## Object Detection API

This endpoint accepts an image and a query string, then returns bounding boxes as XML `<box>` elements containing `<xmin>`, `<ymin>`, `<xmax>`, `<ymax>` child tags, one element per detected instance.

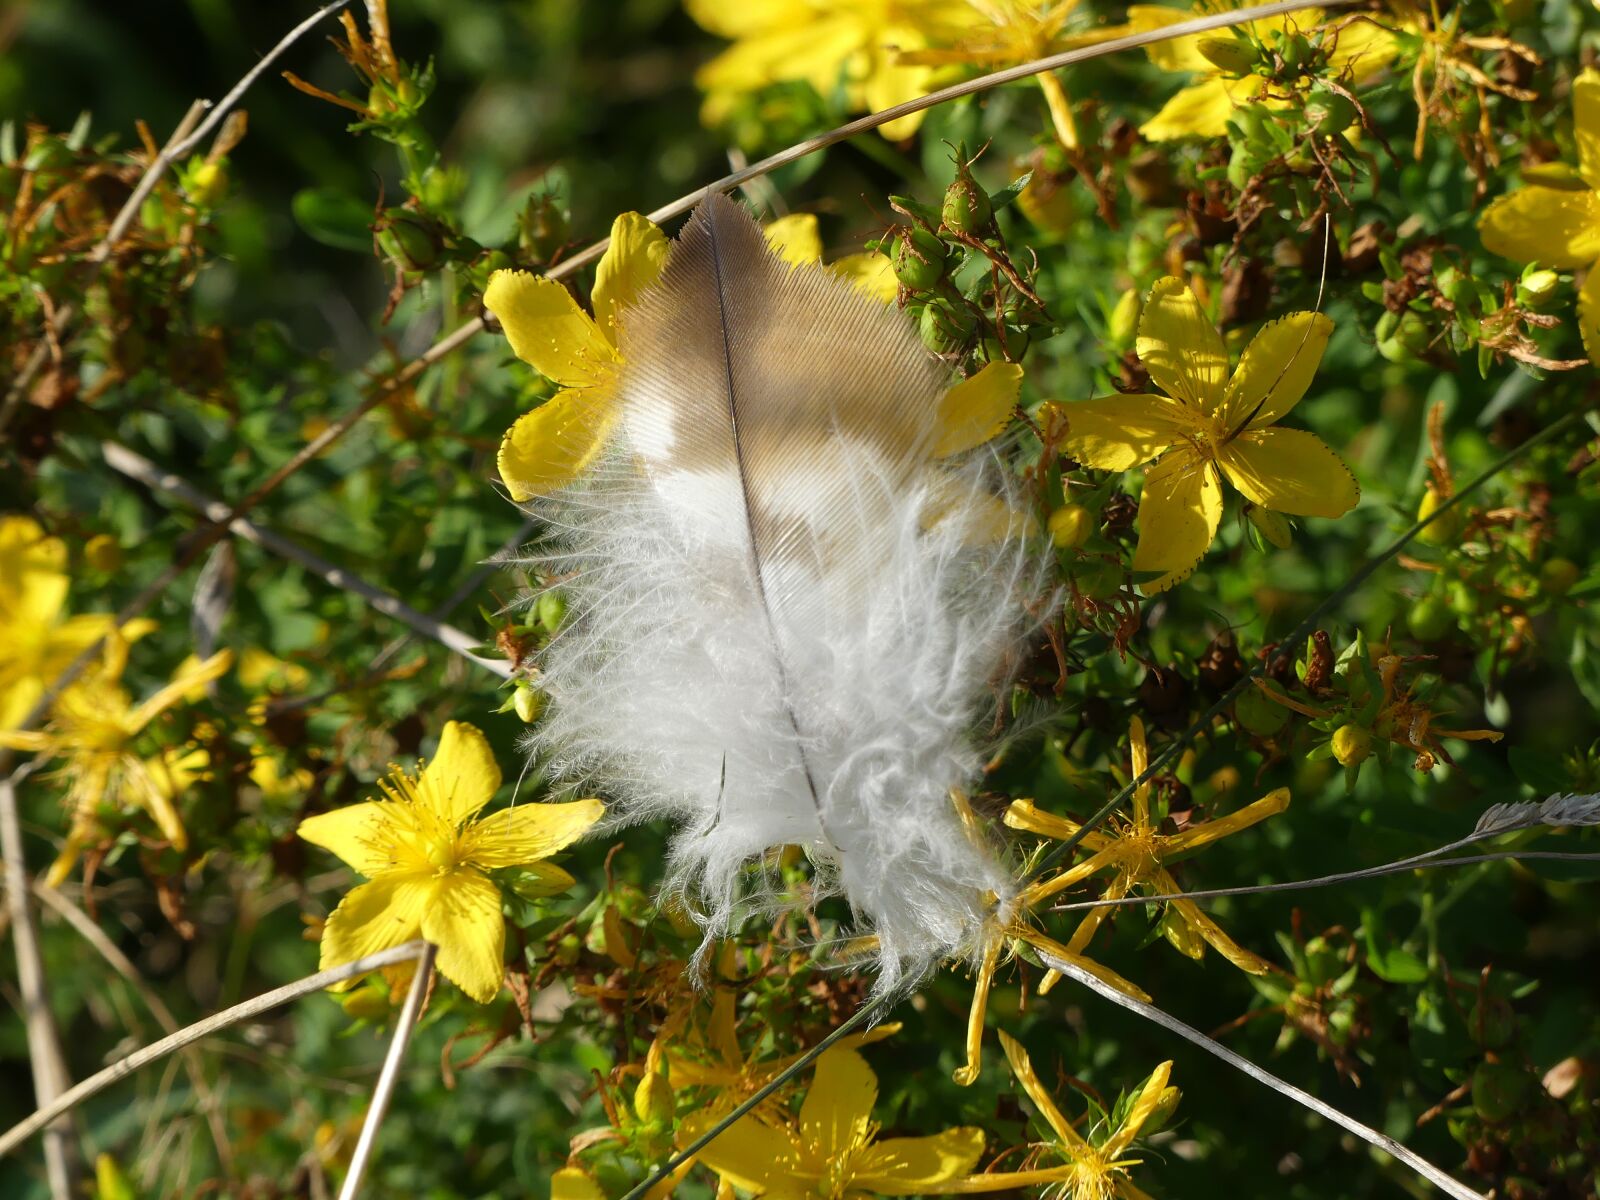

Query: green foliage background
<box><xmin>2</xmin><ymin>1</ymin><xmax>1598</xmax><ymax>1198</ymax></box>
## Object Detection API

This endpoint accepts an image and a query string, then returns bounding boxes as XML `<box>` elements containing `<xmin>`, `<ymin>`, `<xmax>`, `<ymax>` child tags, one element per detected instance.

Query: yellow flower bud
<box><xmin>1331</xmin><ymin>724</ymin><xmax>1372</xmax><ymax>766</ymax></box>
<box><xmin>633</xmin><ymin>1067</ymin><xmax>675</xmax><ymax>1125</ymax></box>
<box><xmin>95</xmin><ymin>1154</ymin><xmax>138</xmax><ymax>1200</ymax></box>
<box><xmin>513</xmin><ymin>684</ymin><xmax>545</xmax><ymax>723</ymax></box>
<box><xmin>83</xmin><ymin>534</ymin><xmax>123</xmax><ymax>572</ymax></box>
<box><xmin>1108</xmin><ymin>287</ymin><xmax>1142</xmax><ymax>347</ymax></box>
<box><xmin>550</xmin><ymin>1166</ymin><xmax>606</xmax><ymax>1200</ymax></box>
<box><xmin>1047</xmin><ymin>503</ymin><xmax>1092</xmax><ymax>549</ymax></box>
<box><xmin>1415</xmin><ymin>484</ymin><xmax>1461</xmax><ymax>546</ymax></box>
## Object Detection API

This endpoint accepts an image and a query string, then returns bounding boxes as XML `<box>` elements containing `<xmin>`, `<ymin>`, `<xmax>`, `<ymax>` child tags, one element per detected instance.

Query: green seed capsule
<box><xmin>942</xmin><ymin>169</ymin><xmax>992</xmax><ymax>234</ymax></box>
<box><xmin>893</xmin><ymin>227</ymin><xmax>947</xmax><ymax>291</ymax></box>
<box><xmin>1235</xmin><ymin>687</ymin><xmax>1290</xmax><ymax>736</ymax></box>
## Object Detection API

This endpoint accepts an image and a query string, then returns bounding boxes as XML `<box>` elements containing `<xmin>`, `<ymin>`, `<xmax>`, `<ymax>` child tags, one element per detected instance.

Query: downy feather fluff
<box><xmin>523</xmin><ymin>194</ymin><xmax>1036</xmax><ymax>990</ymax></box>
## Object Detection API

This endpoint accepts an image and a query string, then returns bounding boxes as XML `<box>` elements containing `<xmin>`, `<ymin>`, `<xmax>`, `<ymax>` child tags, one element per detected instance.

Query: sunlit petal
<box><xmin>483</xmin><ymin>270</ymin><xmax>616</xmax><ymax>387</ymax></box>
<box><xmin>679</xmin><ymin>1110</ymin><xmax>803</xmax><ymax>1194</ymax></box>
<box><xmin>421</xmin><ymin>869</ymin><xmax>507</xmax><ymax>1003</ymax></box>
<box><xmin>1054</xmin><ymin>393</ymin><xmax>1189</xmax><ymax>471</ymax></box>
<box><xmin>763</xmin><ymin>213</ymin><xmax>824</xmax><ymax>265</ymax></box>
<box><xmin>497</xmin><ymin>378</ymin><xmax>622</xmax><ymax>501</ymax></box>
<box><xmin>1575</xmin><ymin>69</ymin><xmax>1600</xmax><ymax>191</ymax></box>
<box><xmin>1477</xmin><ymin>186</ymin><xmax>1600</xmax><ymax>267</ymax></box>
<box><xmin>1219</xmin><ymin>311</ymin><xmax>1333</xmax><ymax>431</ymax></box>
<box><xmin>856</xmin><ymin>1127</ymin><xmax>987</xmax><ymax>1192</ymax></box>
<box><xmin>935</xmin><ymin>362</ymin><xmax>1023</xmax><ymax>457</ymax></box>
<box><xmin>298</xmin><ymin>801</ymin><xmax>413</xmax><ymax>877</ymax></box>
<box><xmin>591</xmin><ymin>212</ymin><xmax>671</xmax><ymax>343</ymax></box>
<box><xmin>418</xmin><ymin>720</ymin><xmax>503</xmax><ymax>824</ymax></box>
<box><xmin>800</xmin><ymin>1047</ymin><xmax>878</xmax><ymax>1157</ymax></box>
<box><xmin>320</xmin><ymin>875</ymin><xmax>434</xmax><ymax>976</ymax></box>
<box><xmin>464</xmin><ymin>797</ymin><xmax>604</xmax><ymax>868</ymax></box>
<box><xmin>1137</xmin><ymin>277</ymin><xmax>1228</xmax><ymax>411</ymax></box>
<box><xmin>1166</xmin><ymin>786</ymin><xmax>1290</xmax><ymax>854</ymax></box>
<box><xmin>1217</xmin><ymin>428</ymin><xmax>1358</xmax><ymax>519</ymax></box>
<box><xmin>1132</xmin><ymin>448</ymin><xmax>1223</xmax><ymax>594</ymax></box>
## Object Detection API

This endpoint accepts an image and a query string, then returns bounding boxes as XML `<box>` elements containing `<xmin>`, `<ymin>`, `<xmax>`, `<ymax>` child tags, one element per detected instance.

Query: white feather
<box><xmin>518</xmin><ymin>195</ymin><xmax>1039</xmax><ymax>990</ymax></box>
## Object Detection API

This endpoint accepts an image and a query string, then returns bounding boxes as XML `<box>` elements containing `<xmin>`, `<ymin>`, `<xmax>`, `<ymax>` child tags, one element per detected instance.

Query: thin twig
<box><xmin>1049</xmin><ymin>851</ymin><xmax>1600</xmax><ymax>912</ymax></box>
<box><xmin>0</xmin><ymin>940</ymin><xmax>430</xmax><ymax>1159</ymax></box>
<box><xmin>337</xmin><ymin>942</ymin><xmax>437</xmax><ymax>1200</ymax></box>
<box><xmin>0</xmin><ymin>780</ymin><xmax>74</xmax><ymax>1197</ymax></box>
<box><xmin>33</xmin><ymin>884</ymin><xmax>234</xmax><ymax>1175</ymax></box>
<box><xmin>102</xmin><ymin>442</ymin><xmax>509</xmax><ymax>678</ymax></box>
<box><xmin>1038</xmin><ymin>952</ymin><xmax>1485</xmax><ymax>1200</ymax></box>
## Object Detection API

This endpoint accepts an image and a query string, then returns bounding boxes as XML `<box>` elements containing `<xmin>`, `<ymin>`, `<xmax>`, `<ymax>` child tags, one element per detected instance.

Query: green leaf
<box><xmin>292</xmin><ymin>187</ymin><xmax>375</xmax><ymax>253</ymax></box>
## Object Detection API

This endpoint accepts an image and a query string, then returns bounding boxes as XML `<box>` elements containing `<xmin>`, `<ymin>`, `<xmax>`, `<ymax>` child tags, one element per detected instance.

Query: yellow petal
<box><xmin>1126</xmin><ymin>5</ymin><xmax>1218</xmax><ymax>72</ymax></box>
<box><xmin>1166</xmin><ymin>786</ymin><xmax>1289</xmax><ymax>854</ymax></box>
<box><xmin>922</xmin><ymin>473</ymin><xmax>1036</xmax><ymax>545</ymax></box>
<box><xmin>591</xmin><ymin>212</ymin><xmax>671</xmax><ymax>343</ymax></box>
<box><xmin>1053</xmin><ymin>393</ymin><xmax>1188</xmax><ymax>471</ymax></box>
<box><xmin>320</xmin><ymin>874</ymin><xmax>434</xmax><ymax>975</ymax></box>
<box><xmin>298</xmin><ymin>800</ymin><xmax>409</xmax><ymax>877</ymax></box>
<box><xmin>0</xmin><ymin>515</ymin><xmax>67</xmax><ymax>629</ymax></box>
<box><xmin>1139</xmin><ymin>76</ymin><xmax>1243</xmax><ymax>142</ymax></box>
<box><xmin>763</xmin><ymin>213</ymin><xmax>824</xmax><ymax>265</ymax></box>
<box><xmin>693</xmin><ymin>16</ymin><xmax>863</xmax><ymax>99</ymax></box>
<box><xmin>997</xmin><ymin>1030</ymin><xmax>1094</xmax><ymax>1153</ymax></box>
<box><xmin>1101</xmin><ymin>1060</ymin><xmax>1174</xmax><ymax>1159</ymax></box>
<box><xmin>1162</xmin><ymin>903</ymin><xmax>1207</xmax><ymax>960</ymax></box>
<box><xmin>1020</xmin><ymin>929</ymin><xmax>1153</xmax><ymax>1003</ymax></box>
<box><xmin>418</xmin><ymin>721</ymin><xmax>502</xmax><ymax>824</ymax></box>
<box><xmin>1218</xmin><ymin>311</ymin><xmax>1333</xmax><ymax>432</ymax></box>
<box><xmin>829</xmin><ymin>252</ymin><xmax>897</xmax><ymax>302</ymax></box>
<box><xmin>1217</xmin><ymin>428</ymin><xmax>1358</xmax><ymax>519</ymax></box>
<box><xmin>1327</xmin><ymin>19</ymin><xmax>1399</xmax><ymax>78</ymax></box>
<box><xmin>857</xmin><ymin>1127</ymin><xmax>987</xmax><ymax>1192</ymax></box>
<box><xmin>682</xmin><ymin>0</ymin><xmax>813</xmax><ymax>40</ymax></box>
<box><xmin>800</xmin><ymin>1047</ymin><xmax>877</xmax><ymax>1157</ymax></box>
<box><xmin>1477</xmin><ymin>186</ymin><xmax>1600</xmax><ymax>267</ymax></box>
<box><xmin>1169</xmin><ymin>897</ymin><xmax>1275</xmax><ymax>974</ymax></box>
<box><xmin>1003</xmin><ymin>798</ymin><xmax>1113</xmax><ymax>851</ymax></box>
<box><xmin>483</xmin><ymin>270</ymin><xmax>615</xmax><ymax>387</ymax></box>
<box><xmin>954</xmin><ymin>934</ymin><xmax>1002</xmax><ymax>1086</ymax></box>
<box><xmin>1132</xmin><ymin>449</ymin><xmax>1223</xmax><ymax>594</ymax></box>
<box><xmin>1576</xmin><ymin>69</ymin><xmax>1600</xmax><ymax>190</ymax></box>
<box><xmin>678</xmin><ymin>1110</ymin><xmax>801</xmax><ymax>1194</ymax></box>
<box><xmin>421</xmin><ymin>869</ymin><xmax>507</xmax><ymax>1003</ymax></box>
<box><xmin>1137</xmin><ymin>277</ymin><xmax>1228</xmax><ymax>411</ymax></box>
<box><xmin>550</xmin><ymin>1166</ymin><xmax>608</xmax><ymax>1200</ymax></box>
<box><xmin>861</xmin><ymin>34</ymin><xmax>934</xmax><ymax>141</ymax></box>
<box><xmin>935</xmin><ymin>362</ymin><xmax>1023</xmax><ymax>457</ymax></box>
<box><xmin>1580</xmin><ymin>264</ymin><xmax>1600</xmax><ymax>367</ymax></box>
<box><xmin>464</xmin><ymin>797</ymin><xmax>604</xmax><ymax>868</ymax></box>
<box><xmin>498</xmin><ymin>380</ymin><xmax>621</xmax><ymax>501</ymax></box>
<box><xmin>127</xmin><ymin>649</ymin><xmax>233</xmax><ymax>730</ymax></box>
<box><xmin>1037</xmin><ymin>71</ymin><xmax>1078</xmax><ymax>150</ymax></box>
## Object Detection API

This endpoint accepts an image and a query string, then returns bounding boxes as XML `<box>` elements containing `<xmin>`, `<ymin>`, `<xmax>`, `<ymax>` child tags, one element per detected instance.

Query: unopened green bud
<box><xmin>1303</xmin><ymin>85</ymin><xmax>1358</xmax><ymax>134</ymax></box>
<box><xmin>1141</xmin><ymin>1084</ymin><xmax>1183</xmax><ymax>1136</ymax></box>
<box><xmin>1198</xmin><ymin>35</ymin><xmax>1257</xmax><ymax>75</ymax></box>
<box><xmin>1235</xmin><ymin>687</ymin><xmax>1289</xmax><ymax>737</ymax></box>
<box><xmin>379</xmin><ymin>210</ymin><xmax>443</xmax><ymax>272</ymax></box>
<box><xmin>919</xmin><ymin>301</ymin><xmax>975</xmax><ymax>354</ymax></box>
<box><xmin>537</xmin><ymin>590</ymin><xmax>567</xmax><ymax>633</ymax></box>
<box><xmin>1471</xmin><ymin>1061</ymin><xmax>1530</xmax><ymax>1124</ymax></box>
<box><xmin>555</xmin><ymin>933</ymin><xmax>581</xmax><ymax>965</ymax></box>
<box><xmin>942</xmin><ymin>167</ymin><xmax>992</xmax><ymax>234</ymax></box>
<box><xmin>893</xmin><ymin>227</ymin><xmax>947</xmax><ymax>291</ymax></box>
<box><xmin>1517</xmin><ymin>267</ymin><xmax>1560</xmax><ymax>308</ymax></box>
<box><xmin>513</xmin><ymin>685</ymin><xmax>545</xmax><ymax>724</ymax></box>
<box><xmin>1247</xmin><ymin>505</ymin><xmax>1293</xmax><ymax>549</ymax></box>
<box><xmin>1377</xmin><ymin>311</ymin><xmax>1431</xmax><ymax>363</ymax></box>
<box><xmin>95</xmin><ymin>1154</ymin><xmax>139</xmax><ymax>1200</ymax></box>
<box><xmin>519</xmin><ymin>192</ymin><xmax>571</xmax><ymax>262</ymax></box>
<box><xmin>1331</xmin><ymin>724</ymin><xmax>1372</xmax><ymax>766</ymax></box>
<box><xmin>1539</xmin><ymin>557</ymin><xmax>1581</xmax><ymax>596</ymax></box>
<box><xmin>1047</xmin><ymin>504</ymin><xmax>1092</xmax><ymax>549</ymax></box>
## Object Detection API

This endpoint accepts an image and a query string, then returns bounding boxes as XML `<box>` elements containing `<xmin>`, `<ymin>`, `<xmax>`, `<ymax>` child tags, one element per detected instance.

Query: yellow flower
<box><xmin>297</xmin><ymin>721</ymin><xmax>603</xmax><ymax>1004</ymax></box>
<box><xmin>947</xmin><ymin>791</ymin><xmax>1149</xmax><ymax>1087</ymax></box>
<box><xmin>1007</xmin><ymin>716</ymin><xmax>1288</xmax><ymax>979</ymax></box>
<box><xmin>0</xmin><ymin>515</ymin><xmax>148</xmax><ymax>731</ymax></box>
<box><xmin>680</xmin><ymin>1045</ymin><xmax>986</xmax><ymax>1198</ymax></box>
<box><xmin>1478</xmin><ymin>70</ymin><xmax>1600</xmax><ymax>364</ymax></box>
<box><xmin>897</xmin><ymin>0</ymin><xmax>1133</xmax><ymax>149</ymax></box>
<box><xmin>668</xmin><ymin>986</ymin><xmax>902</xmax><ymax>1114</ymax></box>
<box><xmin>0</xmin><ymin>647</ymin><xmax>233</xmax><ymax>886</ymax></box>
<box><xmin>487</xmin><ymin>208</ymin><xmax>1019</xmax><ymax>500</ymax></box>
<box><xmin>684</xmin><ymin>0</ymin><xmax>982</xmax><ymax>140</ymax></box>
<box><xmin>933</xmin><ymin>1032</ymin><xmax>1173</xmax><ymax>1200</ymax></box>
<box><xmin>1128</xmin><ymin>2</ymin><xmax>1397</xmax><ymax>141</ymax></box>
<box><xmin>486</xmin><ymin>212</ymin><xmax>670</xmax><ymax>501</ymax></box>
<box><xmin>1055</xmin><ymin>276</ymin><xmax>1357</xmax><ymax>593</ymax></box>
